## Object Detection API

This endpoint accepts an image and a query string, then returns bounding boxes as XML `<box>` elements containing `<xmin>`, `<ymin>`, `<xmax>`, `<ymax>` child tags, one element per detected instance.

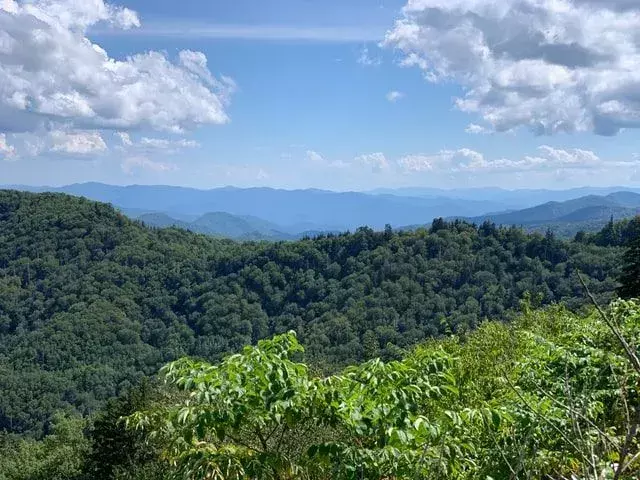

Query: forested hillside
<box><xmin>0</xmin><ymin>191</ymin><xmax>627</xmax><ymax>436</ymax></box>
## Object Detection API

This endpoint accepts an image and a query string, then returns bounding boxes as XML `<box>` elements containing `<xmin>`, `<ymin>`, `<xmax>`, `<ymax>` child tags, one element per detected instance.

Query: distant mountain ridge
<box><xmin>5</xmin><ymin>183</ymin><xmax>640</xmax><ymax>240</ymax></box>
<box><xmin>369</xmin><ymin>186</ymin><xmax>640</xmax><ymax>209</ymax></box>
<box><xmin>136</xmin><ymin>211</ymin><xmax>295</xmax><ymax>241</ymax></box>
<box><xmin>463</xmin><ymin>192</ymin><xmax>640</xmax><ymax>236</ymax></box>
<box><xmin>4</xmin><ymin>183</ymin><xmax>510</xmax><ymax>231</ymax></box>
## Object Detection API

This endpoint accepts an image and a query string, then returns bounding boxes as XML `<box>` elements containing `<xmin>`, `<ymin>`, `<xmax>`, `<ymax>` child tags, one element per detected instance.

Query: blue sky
<box><xmin>1</xmin><ymin>0</ymin><xmax>640</xmax><ymax>190</ymax></box>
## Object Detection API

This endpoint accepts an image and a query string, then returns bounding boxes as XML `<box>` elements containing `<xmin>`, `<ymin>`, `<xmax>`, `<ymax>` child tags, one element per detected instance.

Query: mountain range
<box><xmin>4</xmin><ymin>183</ymin><xmax>640</xmax><ymax>239</ymax></box>
<box><xmin>4</xmin><ymin>183</ymin><xmax>513</xmax><ymax>231</ymax></box>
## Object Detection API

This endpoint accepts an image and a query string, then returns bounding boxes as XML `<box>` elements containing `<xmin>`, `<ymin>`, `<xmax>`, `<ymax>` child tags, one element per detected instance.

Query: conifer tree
<box><xmin>619</xmin><ymin>235</ymin><xmax>640</xmax><ymax>299</ymax></box>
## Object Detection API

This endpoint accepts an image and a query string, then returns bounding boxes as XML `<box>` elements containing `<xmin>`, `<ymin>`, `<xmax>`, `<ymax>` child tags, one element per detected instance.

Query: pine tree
<box><xmin>619</xmin><ymin>235</ymin><xmax>640</xmax><ymax>299</ymax></box>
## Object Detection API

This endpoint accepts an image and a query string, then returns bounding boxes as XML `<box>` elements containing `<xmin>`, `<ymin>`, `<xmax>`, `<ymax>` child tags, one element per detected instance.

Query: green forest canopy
<box><xmin>0</xmin><ymin>190</ymin><xmax>634</xmax><ymax>436</ymax></box>
<box><xmin>2</xmin><ymin>301</ymin><xmax>640</xmax><ymax>479</ymax></box>
<box><xmin>126</xmin><ymin>300</ymin><xmax>640</xmax><ymax>479</ymax></box>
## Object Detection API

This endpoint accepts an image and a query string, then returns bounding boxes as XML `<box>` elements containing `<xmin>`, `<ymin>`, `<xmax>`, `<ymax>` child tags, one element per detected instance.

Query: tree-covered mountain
<box><xmin>462</xmin><ymin>192</ymin><xmax>640</xmax><ymax>236</ymax></box>
<box><xmin>137</xmin><ymin>211</ymin><xmax>294</xmax><ymax>241</ymax></box>
<box><xmin>0</xmin><ymin>190</ymin><xmax>626</xmax><ymax>436</ymax></box>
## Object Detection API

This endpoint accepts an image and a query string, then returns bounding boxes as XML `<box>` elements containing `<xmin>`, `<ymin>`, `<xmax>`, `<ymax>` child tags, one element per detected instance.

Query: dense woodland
<box><xmin>1</xmin><ymin>190</ymin><xmax>640</xmax><ymax>479</ymax></box>
<box><xmin>0</xmin><ymin>190</ymin><xmax>632</xmax><ymax>435</ymax></box>
<box><xmin>2</xmin><ymin>303</ymin><xmax>640</xmax><ymax>479</ymax></box>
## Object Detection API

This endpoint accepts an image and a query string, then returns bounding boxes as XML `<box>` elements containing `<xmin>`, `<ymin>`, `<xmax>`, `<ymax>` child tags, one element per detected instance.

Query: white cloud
<box><xmin>465</xmin><ymin>124</ymin><xmax>491</xmax><ymax>135</ymax></box>
<box><xmin>1</xmin><ymin>128</ymin><xmax>202</xmax><ymax>160</ymax></box>
<box><xmin>397</xmin><ymin>146</ymin><xmax>638</xmax><ymax>174</ymax></box>
<box><xmin>116</xmin><ymin>132</ymin><xmax>132</xmax><ymax>146</ymax></box>
<box><xmin>355</xmin><ymin>152</ymin><xmax>389</xmax><ymax>172</ymax></box>
<box><xmin>115</xmin><ymin>132</ymin><xmax>199</xmax><ymax>151</ymax></box>
<box><xmin>122</xmin><ymin>156</ymin><xmax>177</xmax><ymax>174</ymax></box>
<box><xmin>1</xmin><ymin>0</ymin><xmax>17</xmax><ymax>14</ymax></box>
<box><xmin>21</xmin><ymin>0</ymin><xmax>140</xmax><ymax>30</ymax></box>
<box><xmin>112</xmin><ymin>134</ymin><xmax>201</xmax><ymax>162</ymax></box>
<box><xmin>386</xmin><ymin>0</ymin><xmax>640</xmax><ymax>135</ymax></box>
<box><xmin>1</xmin><ymin>128</ymin><xmax>106</xmax><ymax>157</ymax></box>
<box><xmin>399</xmin><ymin>148</ymin><xmax>485</xmax><ymax>172</ymax></box>
<box><xmin>0</xmin><ymin>132</ymin><xmax>16</xmax><ymax>159</ymax></box>
<box><xmin>306</xmin><ymin>150</ymin><xmax>325</xmax><ymax>163</ymax></box>
<box><xmin>49</xmin><ymin>130</ymin><xmax>107</xmax><ymax>154</ymax></box>
<box><xmin>397</xmin><ymin>154</ymin><xmax>436</xmax><ymax>173</ymax></box>
<box><xmin>0</xmin><ymin>0</ymin><xmax>234</xmax><ymax>134</ymax></box>
<box><xmin>139</xmin><ymin>137</ymin><xmax>200</xmax><ymax>150</ymax></box>
<box><xmin>386</xmin><ymin>91</ymin><xmax>405</xmax><ymax>103</ymax></box>
<box><xmin>357</xmin><ymin>46</ymin><xmax>381</xmax><ymax>66</ymax></box>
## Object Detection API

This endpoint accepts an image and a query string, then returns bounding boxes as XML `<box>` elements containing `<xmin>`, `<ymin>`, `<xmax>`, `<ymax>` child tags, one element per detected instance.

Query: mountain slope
<box><xmin>190</xmin><ymin>212</ymin><xmax>290</xmax><ymax>239</ymax></box>
<box><xmin>556</xmin><ymin>205</ymin><xmax>639</xmax><ymax>222</ymax></box>
<box><xmin>466</xmin><ymin>192</ymin><xmax>640</xmax><ymax>231</ymax></box>
<box><xmin>137</xmin><ymin>211</ymin><xmax>293</xmax><ymax>240</ymax></box>
<box><xmin>606</xmin><ymin>191</ymin><xmax>640</xmax><ymax>207</ymax></box>
<box><xmin>0</xmin><ymin>190</ymin><xmax>623</xmax><ymax>435</ymax></box>
<box><xmin>370</xmin><ymin>186</ymin><xmax>640</xmax><ymax>209</ymax></box>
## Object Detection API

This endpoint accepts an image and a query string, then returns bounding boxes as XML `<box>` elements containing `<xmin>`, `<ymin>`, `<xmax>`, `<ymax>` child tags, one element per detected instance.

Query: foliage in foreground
<box><xmin>128</xmin><ymin>301</ymin><xmax>640</xmax><ymax>479</ymax></box>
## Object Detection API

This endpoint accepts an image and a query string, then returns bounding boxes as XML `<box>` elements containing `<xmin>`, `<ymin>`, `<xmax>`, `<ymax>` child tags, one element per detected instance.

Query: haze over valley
<box><xmin>7</xmin><ymin>183</ymin><xmax>640</xmax><ymax>239</ymax></box>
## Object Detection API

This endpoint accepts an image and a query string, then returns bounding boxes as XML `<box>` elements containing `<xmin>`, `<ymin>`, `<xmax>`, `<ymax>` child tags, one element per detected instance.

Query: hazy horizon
<box><xmin>4</xmin><ymin>181</ymin><xmax>640</xmax><ymax>195</ymax></box>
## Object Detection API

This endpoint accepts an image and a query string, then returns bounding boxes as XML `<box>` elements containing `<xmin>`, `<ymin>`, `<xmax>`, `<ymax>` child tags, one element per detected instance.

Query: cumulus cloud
<box><xmin>355</xmin><ymin>152</ymin><xmax>389</xmax><ymax>172</ymax></box>
<box><xmin>386</xmin><ymin>91</ymin><xmax>405</xmax><ymax>103</ymax></box>
<box><xmin>397</xmin><ymin>145</ymin><xmax>639</xmax><ymax>174</ymax></box>
<box><xmin>0</xmin><ymin>0</ymin><xmax>234</xmax><ymax>135</ymax></box>
<box><xmin>49</xmin><ymin>130</ymin><xmax>107</xmax><ymax>154</ymax></box>
<box><xmin>386</xmin><ymin>0</ymin><xmax>640</xmax><ymax>135</ymax></box>
<box><xmin>0</xmin><ymin>127</ymin><xmax>201</xmax><ymax>161</ymax></box>
<box><xmin>399</xmin><ymin>148</ymin><xmax>485</xmax><ymax>172</ymax></box>
<box><xmin>2</xmin><ymin>128</ymin><xmax>107</xmax><ymax>157</ymax></box>
<box><xmin>465</xmin><ymin>124</ymin><xmax>491</xmax><ymax>135</ymax></box>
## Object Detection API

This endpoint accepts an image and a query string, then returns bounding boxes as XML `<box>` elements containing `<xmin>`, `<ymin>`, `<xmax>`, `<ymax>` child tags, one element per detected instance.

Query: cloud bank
<box><xmin>0</xmin><ymin>0</ymin><xmax>235</xmax><ymax>136</ymax></box>
<box><xmin>397</xmin><ymin>146</ymin><xmax>638</xmax><ymax>174</ymax></box>
<box><xmin>386</xmin><ymin>0</ymin><xmax>640</xmax><ymax>135</ymax></box>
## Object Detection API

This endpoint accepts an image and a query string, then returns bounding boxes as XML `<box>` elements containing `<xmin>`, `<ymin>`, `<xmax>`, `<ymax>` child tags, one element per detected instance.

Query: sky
<box><xmin>1</xmin><ymin>0</ymin><xmax>640</xmax><ymax>191</ymax></box>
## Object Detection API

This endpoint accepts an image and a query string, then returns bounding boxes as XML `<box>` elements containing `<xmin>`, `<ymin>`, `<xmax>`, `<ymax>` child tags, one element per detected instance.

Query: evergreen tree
<box><xmin>620</xmin><ymin>235</ymin><xmax>640</xmax><ymax>299</ymax></box>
